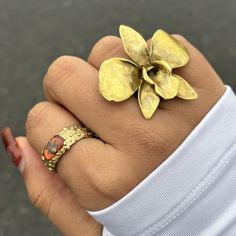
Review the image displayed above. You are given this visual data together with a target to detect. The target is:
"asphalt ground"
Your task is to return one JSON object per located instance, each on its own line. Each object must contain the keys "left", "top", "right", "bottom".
{"left": 0, "top": 0, "right": 235, "bottom": 235}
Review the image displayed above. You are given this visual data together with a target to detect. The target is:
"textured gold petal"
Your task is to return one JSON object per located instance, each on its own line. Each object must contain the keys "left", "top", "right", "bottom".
{"left": 150, "top": 30, "right": 190, "bottom": 68}
{"left": 150, "top": 69, "right": 179, "bottom": 99}
{"left": 142, "top": 67, "right": 155, "bottom": 86}
{"left": 138, "top": 81, "right": 160, "bottom": 119}
{"left": 119, "top": 25, "right": 150, "bottom": 67}
{"left": 174, "top": 74, "right": 198, "bottom": 99}
{"left": 99, "top": 58, "right": 141, "bottom": 102}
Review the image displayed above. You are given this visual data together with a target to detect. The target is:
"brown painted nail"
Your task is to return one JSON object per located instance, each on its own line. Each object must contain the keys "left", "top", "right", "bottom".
{"left": 1, "top": 127, "right": 22, "bottom": 167}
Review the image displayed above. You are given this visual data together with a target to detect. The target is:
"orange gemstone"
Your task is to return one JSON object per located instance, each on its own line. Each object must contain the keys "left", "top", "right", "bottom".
{"left": 43, "top": 135, "right": 64, "bottom": 160}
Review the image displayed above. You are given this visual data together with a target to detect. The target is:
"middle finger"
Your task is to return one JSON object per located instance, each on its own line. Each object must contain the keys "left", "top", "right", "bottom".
{"left": 44, "top": 55, "right": 152, "bottom": 147}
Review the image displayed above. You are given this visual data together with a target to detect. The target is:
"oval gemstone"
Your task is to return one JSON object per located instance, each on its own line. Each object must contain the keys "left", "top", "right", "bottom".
{"left": 43, "top": 135, "right": 64, "bottom": 160}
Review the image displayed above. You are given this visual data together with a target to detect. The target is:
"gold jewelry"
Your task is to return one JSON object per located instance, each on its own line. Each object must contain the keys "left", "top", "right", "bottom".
{"left": 41, "top": 126, "right": 93, "bottom": 171}
{"left": 99, "top": 25, "right": 198, "bottom": 120}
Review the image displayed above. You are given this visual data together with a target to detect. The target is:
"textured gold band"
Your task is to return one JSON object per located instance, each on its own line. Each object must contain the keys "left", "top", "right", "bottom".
{"left": 41, "top": 126, "right": 93, "bottom": 171}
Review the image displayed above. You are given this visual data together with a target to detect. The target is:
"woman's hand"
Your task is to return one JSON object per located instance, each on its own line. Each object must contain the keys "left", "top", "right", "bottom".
{"left": 4, "top": 34, "right": 225, "bottom": 235}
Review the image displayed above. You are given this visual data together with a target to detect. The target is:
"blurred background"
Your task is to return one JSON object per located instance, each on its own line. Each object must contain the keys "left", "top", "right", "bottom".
{"left": 0, "top": 0, "right": 235, "bottom": 235}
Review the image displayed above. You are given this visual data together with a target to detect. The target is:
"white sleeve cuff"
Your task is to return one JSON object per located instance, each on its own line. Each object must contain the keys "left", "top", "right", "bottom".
{"left": 88, "top": 86, "right": 236, "bottom": 236}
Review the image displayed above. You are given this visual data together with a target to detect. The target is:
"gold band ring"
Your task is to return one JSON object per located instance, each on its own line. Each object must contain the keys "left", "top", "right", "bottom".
{"left": 41, "top": 126, "right": 93, "bottom": 171}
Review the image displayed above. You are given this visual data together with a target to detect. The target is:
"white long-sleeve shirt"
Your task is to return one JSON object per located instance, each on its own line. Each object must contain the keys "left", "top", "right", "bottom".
{"left": 88, "top": 86, "right": 236, "bottom": 236}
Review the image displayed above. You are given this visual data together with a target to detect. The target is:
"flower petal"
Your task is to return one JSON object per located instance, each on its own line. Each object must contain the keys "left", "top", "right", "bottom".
{"left": 99, "top": 58, "right": 141, "bottom": 102}
{"left": 138, "top": 81, "right": 160, "bottom": 119}
{"left": 150, "top": 30, "right": 190, "bottom": 68}
{"left": 119, "top": 25, "right": 150, "bottom": 67}
{"left": 142, "top": 67, "right": 155, "bottom": 86}
{"left": 150, "top": 69, "right": 179, "bottom": 99}
{"left": 174, "top": 74, "right": 198, "bottom": 99}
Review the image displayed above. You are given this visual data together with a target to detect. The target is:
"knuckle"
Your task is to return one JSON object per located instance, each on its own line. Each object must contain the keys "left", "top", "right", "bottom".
{"left": 88, "top": 167, "right": 122, "bottom": 202}
{"left": 92, "top": 35, "right": 120, "bottom": 51}
{"left": 27, "top": 186, "right": 53, "bottom": 217}
{"left": 44, "top": 55, "right": 80, "bottom": 91}
{"left": 28, "top": 186, "right": 45, "bottom": 207}
{"left": 172, "top": 34, "right": 188, "bottom": 44}
{"left": 89, "top": 163, "right": 136, "bottom": 203}
{"left": 88, "top": 35, "right": 121, "bottom": 63}
{"left": 96, "top": 35, "right": 120, "bottom": 46}
{"left": 47, "top": 55, "right": 77, "bottom": 78}
{"left": 74, "top": 143, "right": 121, "bottom": 201}
{"left": 101, "top": 173, "right": 129, "bottom": 201}
{"left": 26, "top": 102, "right": 50, "bottom": 131}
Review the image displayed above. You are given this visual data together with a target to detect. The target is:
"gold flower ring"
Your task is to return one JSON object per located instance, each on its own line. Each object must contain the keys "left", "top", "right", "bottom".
{"left": 99, "top": 25, "right": 198, "bottom": 119}
{"left": 41, "top": 126, "right": 93, "bottom": 171}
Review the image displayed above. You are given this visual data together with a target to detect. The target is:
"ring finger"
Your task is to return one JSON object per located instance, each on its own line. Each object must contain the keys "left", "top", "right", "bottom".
{"left": 25, "top": 101, "right": 130, "bottom": 210}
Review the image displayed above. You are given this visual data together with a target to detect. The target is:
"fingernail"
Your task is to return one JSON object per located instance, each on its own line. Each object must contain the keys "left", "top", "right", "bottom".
{"left": 1, "top": 127, "right": 25, "bottom": 172}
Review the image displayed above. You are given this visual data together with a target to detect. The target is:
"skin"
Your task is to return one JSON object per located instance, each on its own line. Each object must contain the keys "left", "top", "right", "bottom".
{"left": 15, "top": 34, "right": 225, "bottom": 235}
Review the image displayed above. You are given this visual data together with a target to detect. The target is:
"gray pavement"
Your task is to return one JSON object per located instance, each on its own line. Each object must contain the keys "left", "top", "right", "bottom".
{"left": 0, "top": 0, "right": 235, "bottom": 235}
